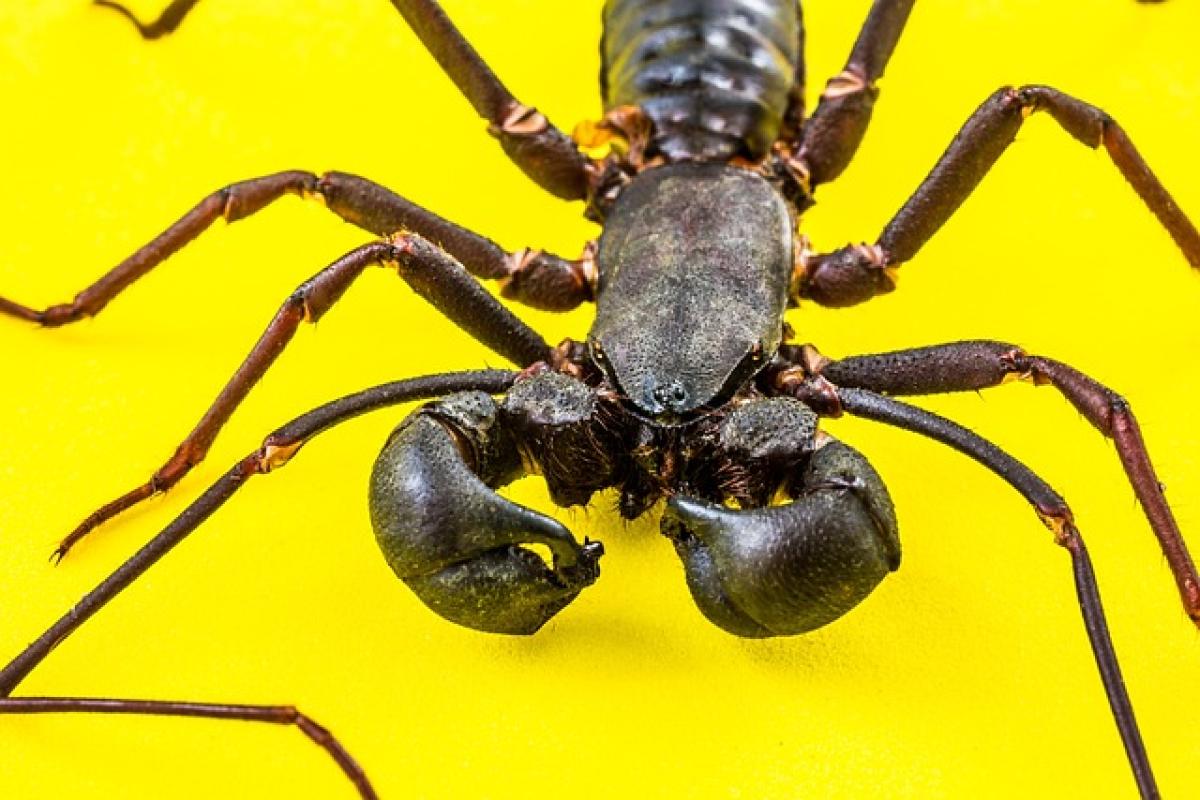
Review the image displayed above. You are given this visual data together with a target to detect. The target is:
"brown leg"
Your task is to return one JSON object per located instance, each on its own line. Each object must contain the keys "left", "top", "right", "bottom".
{"left": 0, "top": 697, "right": 378, "bottom": 799}
{"left": 773, "top": 0, "right": 915, "bottom": 201}
{"left": 788, "top": 339, "right": 1200, "bottom": 626}
{"left": 0, "top": 370, "right": 515, "bottom": 797}
{"left": 96, "top": 0, "right": 590, "bottom": 199}
{"left": 798, "top": 86, "right": 1200, "bottom": 307}
{"left": 820, "top": 386, "right": 1158, "bottom": 800}
{"left": 386, "top": 0, "right": 590, "bottom": 200}
{"left": 93, "top": 0, "right": 200, "bottom": 39}
{"left": 51, "top": 238, "right": 544, "bottom": 561}
{"left": 1, "top": 370, "right": 515, "bottom": 696}
{"left": 0, "top": 170, "right": 591, "bottom": 326}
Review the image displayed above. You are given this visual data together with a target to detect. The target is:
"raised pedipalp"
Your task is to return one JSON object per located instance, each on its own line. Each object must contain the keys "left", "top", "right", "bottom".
{"left": 661, "top": 398, "right": 899, "bottom": 637}
{"left": 370, "top": 385, "right": 605, "bottom": 635}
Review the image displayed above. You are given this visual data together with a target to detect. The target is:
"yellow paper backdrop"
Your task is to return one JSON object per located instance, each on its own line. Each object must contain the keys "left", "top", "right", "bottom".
{"left": 1, "top": 1, "right": 1198, "bottom": 797}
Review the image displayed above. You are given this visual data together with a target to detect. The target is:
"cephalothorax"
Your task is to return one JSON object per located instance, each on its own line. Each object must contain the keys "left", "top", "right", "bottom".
{"left": 2, "top": 1, "right": 1198, "bottom": 798}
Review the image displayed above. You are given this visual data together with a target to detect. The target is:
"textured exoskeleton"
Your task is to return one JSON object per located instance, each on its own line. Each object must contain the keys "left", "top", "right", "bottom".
{"left": 3, "top": 0, "right": 1194, "bottom": 795}
{"left": 664, "top": 401, "right": 900, "bottom": 638}
{"left": 371, "top": 385, "right": 606, "bottom": 635}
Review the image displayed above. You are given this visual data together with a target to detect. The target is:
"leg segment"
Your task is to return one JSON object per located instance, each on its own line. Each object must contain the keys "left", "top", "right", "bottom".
{"left": 93, "top": 0, "right": 199, "bottom": 39}
{"left": 798, "top": 86, "right": 1200, "bottom": 307}
{"left": 818, "top": 385, "right": 1157, "bottom": 800}
{"left": 0, "top": 170, "right": 591, "bottom": 326}
{"left": 52, "top": 237, "right": 548, "bottom": 560}
{"left": 776, "top": 0, "right": 915, "bottom": 197}
{"left": 96, "top": 0, "right": 590, "bottom": 199}
{"left": 800, "top": 340, "right": 1200, "bottom": 625}
{"left": 1, "top": 370, "right": 516, "bottom": 696}
{"left": 385, "top": 0, "right": 589, "bottom": 200}
{"left": 0, "top": 698, "right": 377, "bottom": 800}
{"left": 0, "top": 370, "right": 515, "bottom": 797}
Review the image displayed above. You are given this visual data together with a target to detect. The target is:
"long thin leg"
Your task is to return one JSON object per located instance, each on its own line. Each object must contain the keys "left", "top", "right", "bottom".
{"left": 799, "top": 339, "right": 1200, "bottom": 625}
{"left": 51, "top": 237, "right": 545, "bottom": 560}
{"left": 0, "top": 170, "right": 591, "bottom": 325}
{"left": 93, "top": 0, "right": 199, "bottom": 38}
{"left": 0, "top": 698, "right": 377, "bottom": 800}
{"left": 775, "top": 0, "right": 915, "bottom": 198}
{"left": 95, "top": 0, "right": 590, "bottom": 199}
{"left": 776, "top": 380, "right": 1158, "bottom": 799}
{"left": 0, "top": 370, "right": 514, "bottom": 798}
{"left": 798, "top": 85, "right": 1200, "bottom": 307}
{"left": 0, "top": 369, "right": 515, "bottom": 696}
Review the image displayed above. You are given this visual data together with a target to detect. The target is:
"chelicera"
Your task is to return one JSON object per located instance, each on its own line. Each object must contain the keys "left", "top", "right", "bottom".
{"left": 1, "top": 1, "right": 1197, "bottom": 798}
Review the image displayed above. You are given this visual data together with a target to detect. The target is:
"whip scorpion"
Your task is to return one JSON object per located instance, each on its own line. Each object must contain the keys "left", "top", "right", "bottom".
{"left": 1, "top": 1, "right": 1197, "bottom": 797}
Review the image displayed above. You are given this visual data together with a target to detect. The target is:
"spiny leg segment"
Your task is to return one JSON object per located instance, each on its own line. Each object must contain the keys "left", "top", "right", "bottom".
{"left": 805, "top": 340, "right": 1200, "bottom": 624}
{"left": 0, "top": 698, "right": 378, "bottom": 800}
{"left": 0, "top": 169, "right": 591, "bottom": 560}
{"left": 837, "top": 388, "right": 1157, "bottom": 799}
{"left": 772, "top": 370, "right": 1160, "bottom": 799}
{"left": 781, "top": 0, "right": 916, "bottom": 192}
{"left": 797, "top": 85, "right": 1200, "bottom": 307}
{"left": 0, "top": 370, "right": 517, "bottom": 798}
{"left": 92, "top": 0, "right": 590, "bottom": 199}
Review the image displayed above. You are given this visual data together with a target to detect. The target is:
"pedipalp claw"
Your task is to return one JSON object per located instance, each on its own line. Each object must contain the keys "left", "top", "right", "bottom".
{"left": 664, "top": 440, "right": 899, "bottom": 638}
{"left": 370, "top": 391, "right": 602, "bottom": 635}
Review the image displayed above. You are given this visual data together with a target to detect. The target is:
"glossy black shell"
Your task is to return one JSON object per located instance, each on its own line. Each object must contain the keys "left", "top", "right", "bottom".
{"left": 602, "top": 0, "right": 803, "bottom": 161}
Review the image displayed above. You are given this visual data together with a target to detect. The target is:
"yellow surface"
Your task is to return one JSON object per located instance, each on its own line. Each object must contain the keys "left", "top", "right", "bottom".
{"left": 1, "top": 1, "right": 1198, "bottom": 798}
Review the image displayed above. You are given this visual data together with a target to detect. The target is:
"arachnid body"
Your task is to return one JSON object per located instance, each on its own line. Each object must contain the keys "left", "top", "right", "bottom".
{"left": 2, "top": 0, "right": 1200, "bottom": 796}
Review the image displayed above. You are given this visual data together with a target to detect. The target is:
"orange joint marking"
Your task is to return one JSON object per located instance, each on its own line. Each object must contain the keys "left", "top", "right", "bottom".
{"left": 300, "top": 181, "right": 327, "bottom": 205}
{"left": 773, "top": 365, "right": 807, "bottom": 393}
{"left": 882, "top": 266, "right": 900, "bottom": 289}
{"left": 853, "top": 243, "right": 887, "bottom": 267}
{"left": 798, "top": 344, "right": 832, "bottom": 377}
{"left": 503, "top": 247, "right": 537, "bottom": 278}
{"left": 999, "top": 348, "right": 1043, "bottom": 385}
{"left": 259, "top": 440, "right": 303, "bottom": 472}
{"left": 854, "top": 243, "right": 896, "bottom": 289}
{"left": 578, "top": 240, "right": 600, "bottom": 298}
{"left": 821, "top": 68, "right": 869, "bottom": 101}
{"left": 779, "top": 148, "right": 813, "bottom": 198}
{"left": 1036, "top": 508, "right": 1075, "bottom": 546}
{"left": 496, "top": 103, "right": 548, "bottom": 136}
{"left": 789, "top": 234, "right": 815, "bottom": 299}
{"left": 300, "top": 297, "right": 316, "bottom": 324}
{"left": 812, "top": 430, "right": 835, "bottom": 451}
{"left": 582, "top": 105, "right": 654, "bottom": 168}
{"left": 382, "top": 233, "right": 409, "bottom": 269}
{"left": 572, "top": 117, "right": 617, "bottom": 151}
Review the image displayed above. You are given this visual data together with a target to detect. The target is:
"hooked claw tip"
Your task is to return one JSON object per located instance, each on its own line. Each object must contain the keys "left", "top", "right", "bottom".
{"left": 664, "top": 495, "right": 722, "bottom": 525}
{"left": 580, "top": 539, "right": 605, "bottom": 561}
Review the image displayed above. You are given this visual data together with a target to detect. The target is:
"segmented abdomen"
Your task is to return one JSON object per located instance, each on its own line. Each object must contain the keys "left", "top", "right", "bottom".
{"left": 602, "top": 0, "right": 802, "bottom": 162}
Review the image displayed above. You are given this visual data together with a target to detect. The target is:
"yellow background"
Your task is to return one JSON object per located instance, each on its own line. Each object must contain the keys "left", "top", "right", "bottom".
{"left": 2, "top": 1, "right": 1198, "bottom": 797}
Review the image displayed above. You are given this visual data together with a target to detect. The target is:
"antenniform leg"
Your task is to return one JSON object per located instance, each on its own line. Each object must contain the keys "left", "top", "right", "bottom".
{"left": 794, "top": 340, "right": 1200, "bottom": 625}
{"left": 798, "top": 85, "right": 1200, "bottom": 307}
{"left": 49, "top": 235, "right": 548, "bottom": 560}
{"left": 0, "top": 170, "right": 591, "bottom": 326}
{"left": 0, "top": 698, "right": 377, "bottom": 799}
{"left": 820, "top": 386, "right": 1160, "bottom": 800}
{"left": 661, "top": 397, "right": 900, "bottom": 637}
{"left": 94, "top": 0, "right": 590, "bottom": 199}
{"left": 371, "top": 373, "right": 611, "bottom": 634}
{"left": 0, "top": 369, "right": 515, "bottom": 797}
{"left": 93, "top": 0, "right": 199, "bottom": 38}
